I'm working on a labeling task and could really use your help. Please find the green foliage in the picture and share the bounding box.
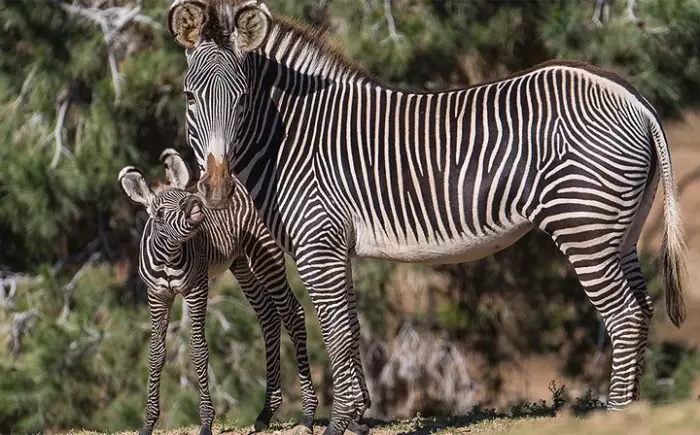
[3,0,700,433]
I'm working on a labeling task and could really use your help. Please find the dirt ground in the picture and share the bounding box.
[60,399,700,435]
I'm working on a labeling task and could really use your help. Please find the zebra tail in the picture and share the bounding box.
[650,119,688,328]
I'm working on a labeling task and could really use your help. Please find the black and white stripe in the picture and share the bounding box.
[119,149,318,435]
[170,2,688,434]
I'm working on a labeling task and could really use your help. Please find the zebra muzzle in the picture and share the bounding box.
[182,195,205,225]
[197,154,234,209]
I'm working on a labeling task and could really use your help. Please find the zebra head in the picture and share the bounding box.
[168,0,272,208]
[118,151,206,245]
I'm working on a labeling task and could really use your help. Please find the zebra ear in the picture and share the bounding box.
[118,166,155,208]
[168,0,208,49]
[160,148,191,190]
[233,2,271,52]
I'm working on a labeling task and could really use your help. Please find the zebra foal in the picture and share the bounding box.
[119,149,318,435]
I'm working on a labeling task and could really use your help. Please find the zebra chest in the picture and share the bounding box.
[143,262,202,296]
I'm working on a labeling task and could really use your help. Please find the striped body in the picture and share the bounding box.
[168,2,687,434]
[121,157,318,435]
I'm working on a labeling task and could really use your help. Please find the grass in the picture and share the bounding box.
[58,399,700,435]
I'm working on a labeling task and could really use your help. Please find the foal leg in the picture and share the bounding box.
[185,284,215,435]
[140,291,174,435]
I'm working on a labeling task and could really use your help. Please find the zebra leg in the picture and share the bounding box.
[345,262,371,435]
[276,292,319,431]
[185,286,214,435]
[232,261,283,431]
[620,248,654,400]
[554,237,648,409]
[244,239,319,431]
[295,241,364,435]
[139,291,175,435]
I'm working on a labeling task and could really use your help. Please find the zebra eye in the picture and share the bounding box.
[155,208,164,220]
[184,91,196,106]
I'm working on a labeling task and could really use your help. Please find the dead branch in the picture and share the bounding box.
[590,0,610,27]
[208,362,238,406]
[52,0,161,105]
[382,0,402,44]
[6,308,42,358]
[590,0,642,27]
[370,323,477,418]
[59,252,102,322]
[13,65,39,111]
[51,98,72,169]
[0,273,42,310]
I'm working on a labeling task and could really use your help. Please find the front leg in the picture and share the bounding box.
[231,261,283,431]
[139,291,174,435]
[243,234,319,431]
[295,240,368,435]
[185,284,214,435]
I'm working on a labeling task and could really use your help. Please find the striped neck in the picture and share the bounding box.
[146,221,188,265]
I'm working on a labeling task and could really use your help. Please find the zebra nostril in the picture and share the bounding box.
[183,195,205,224]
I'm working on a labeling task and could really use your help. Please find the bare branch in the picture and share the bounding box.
[590,0,609,27]
[6,308,42,358]
[13,65,39,111]
[52,0,161,105]
[382,0,403,44]
[0,273,42,310]
[208,362,238,406]
[51,99,72,169]
[59,252,101,322]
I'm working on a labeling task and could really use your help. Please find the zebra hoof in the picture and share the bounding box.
[138,427,153,435]
[302,415,314,430]
[199,425,213,435]
[347,422,370,435]
[254,419,269,432]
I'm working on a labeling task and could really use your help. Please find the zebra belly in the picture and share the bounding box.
[352,221,533,264]
[207,258,234,279]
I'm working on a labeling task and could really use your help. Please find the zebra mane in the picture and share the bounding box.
[262,16,375,82]
[203,0,375,82]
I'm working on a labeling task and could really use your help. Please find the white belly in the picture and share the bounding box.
[208,258,234,279]
[352,219,533,264]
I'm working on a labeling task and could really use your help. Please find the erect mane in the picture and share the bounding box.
[202,0,376,81]
[269,15,374,79]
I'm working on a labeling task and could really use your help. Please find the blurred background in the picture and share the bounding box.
[2,0,700,432]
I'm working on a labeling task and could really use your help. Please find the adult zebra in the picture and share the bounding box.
[167,1,688,433]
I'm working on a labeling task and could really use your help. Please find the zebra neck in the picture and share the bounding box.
[149,231,188,266]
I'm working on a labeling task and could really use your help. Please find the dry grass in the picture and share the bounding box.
[58,400,700,435]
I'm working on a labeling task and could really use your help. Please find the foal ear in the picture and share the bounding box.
[233,1,272,52]
[160,148,191,190]
[168,0,209,49]
[118,166,155,208]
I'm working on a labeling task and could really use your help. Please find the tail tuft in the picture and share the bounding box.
[661,199,688,328]
[652,119,688,328]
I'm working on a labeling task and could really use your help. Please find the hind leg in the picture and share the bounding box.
[620,248,654,400]
[559,242,649,408]
[536,196,650,409]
